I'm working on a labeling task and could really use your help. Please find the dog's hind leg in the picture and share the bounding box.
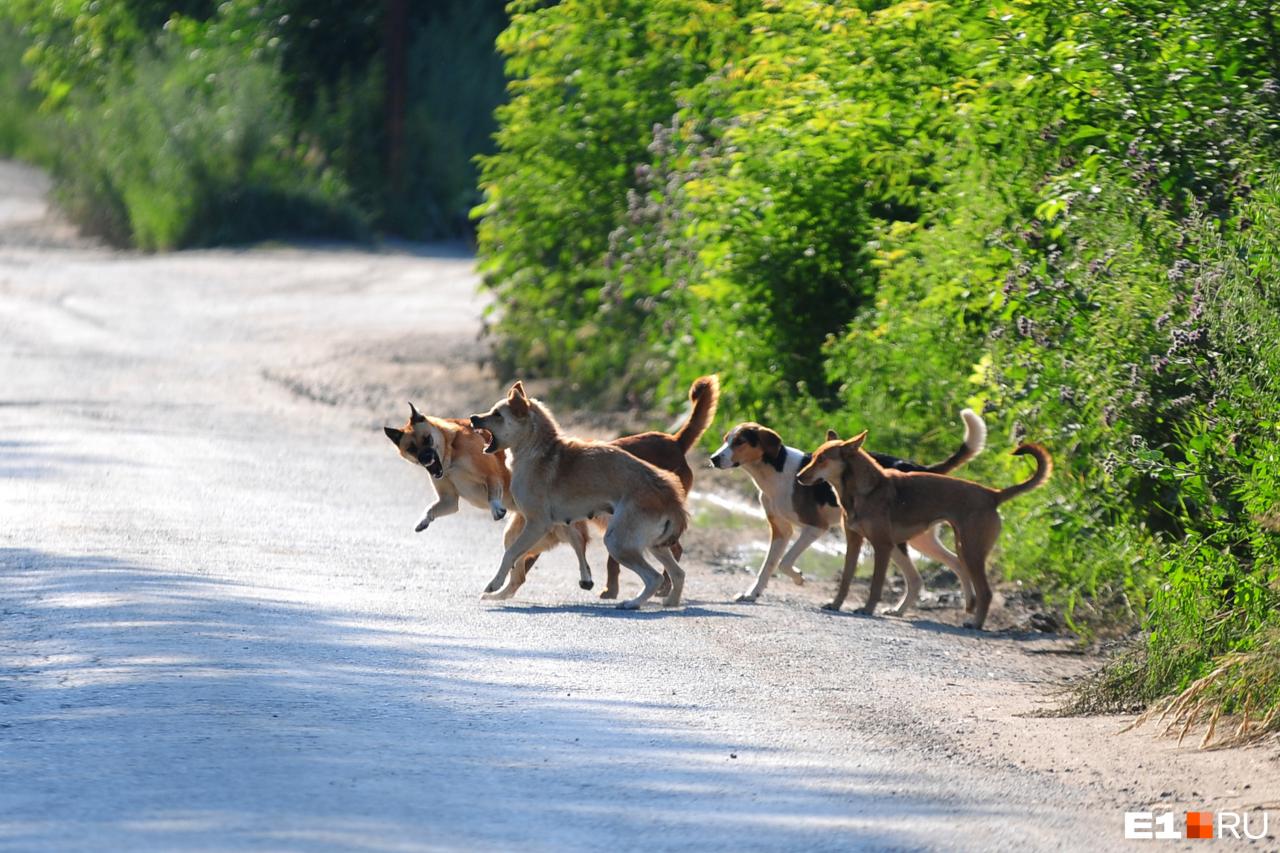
[651,546,686,608]
[823,528,864,611]
[958,517,1000,630]
[604,523,661,610]
[909,524,972,612]
[738,518,794,602]
[884,544,922,616]
[776,525,822,587]
[651,541,681,598]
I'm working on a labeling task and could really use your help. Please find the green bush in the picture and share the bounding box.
[51,38,363,249]
[478,0,1280,724]
[0,23,46,161]
[2,0,508,245]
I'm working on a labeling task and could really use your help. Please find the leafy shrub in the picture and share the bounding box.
[51,37,363,249]
[3,0,508,245]
[478,0,1280,716]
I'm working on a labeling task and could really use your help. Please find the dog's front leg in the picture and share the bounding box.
[566,522,594,591]
[483,517,552,599]
[823,528,864,611]
[857,536,895,615]
[416,484,459,533]
[737,519,793,602]
[485,477,507,521]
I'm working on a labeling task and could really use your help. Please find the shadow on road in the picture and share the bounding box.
[0,547,1020,851]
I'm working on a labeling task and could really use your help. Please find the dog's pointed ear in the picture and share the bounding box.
[844,430,868,453]
[384,426,405,446]
[826,428,839,442]
[507,381,529,417]
[408,402,426,424]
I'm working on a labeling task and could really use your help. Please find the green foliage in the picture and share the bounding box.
[0,22,46,161]
[1,0,507,245]
[479,0,1280,712]
[49,37,362,249]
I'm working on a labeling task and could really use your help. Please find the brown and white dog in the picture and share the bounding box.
[470,382,690,610]
[384,403,595,590]
[796,431,1051,629]
[709,410,986,610]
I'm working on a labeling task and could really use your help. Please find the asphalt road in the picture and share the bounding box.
[1,160,1275,852]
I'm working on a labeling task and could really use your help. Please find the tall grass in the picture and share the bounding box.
[52,39,365,249]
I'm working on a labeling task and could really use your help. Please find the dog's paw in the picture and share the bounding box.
[662,597,682,608]
[579,579,594,591]
[616,600,641,610]
[483,581,500,594]
[820,601,842,612]
[790,572,806,586]
[598,588,618,600]
[489,502,507,521]
[961,618,984,630]
[414,517,431,533]
[735,592,759,603]
[883,607,906,617]
[854,604,876,616]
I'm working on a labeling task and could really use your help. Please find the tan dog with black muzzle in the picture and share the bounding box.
[796,430,1051,630]
[385,403,595,591]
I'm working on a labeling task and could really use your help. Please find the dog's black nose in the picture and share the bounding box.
[469,415,482,429]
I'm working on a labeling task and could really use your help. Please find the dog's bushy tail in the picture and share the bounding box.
[674,375,720,454]
[995,443,1053,505]
[924,408,987,474]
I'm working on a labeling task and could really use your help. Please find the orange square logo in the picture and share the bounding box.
[1186,811,1214,839]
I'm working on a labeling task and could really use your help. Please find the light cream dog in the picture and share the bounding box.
[469,382,689,609]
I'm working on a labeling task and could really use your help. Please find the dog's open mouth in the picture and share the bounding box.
[419,451,444,478]
[483,434,500,454]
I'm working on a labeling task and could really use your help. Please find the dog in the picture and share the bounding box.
[384,403,595,590]
[484,374,718,600]
[709,410,986,609]
[796,430,1051,629]
[470,382,689,609]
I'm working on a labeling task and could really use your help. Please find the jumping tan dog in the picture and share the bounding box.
[385,403,595,590]
[796,431,1051,629]
[709,410,986,609]
[470,382,689,609]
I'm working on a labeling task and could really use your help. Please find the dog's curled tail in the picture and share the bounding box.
[995,443,1053,505]
[924,408,987,474]
[674,375,721,454]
